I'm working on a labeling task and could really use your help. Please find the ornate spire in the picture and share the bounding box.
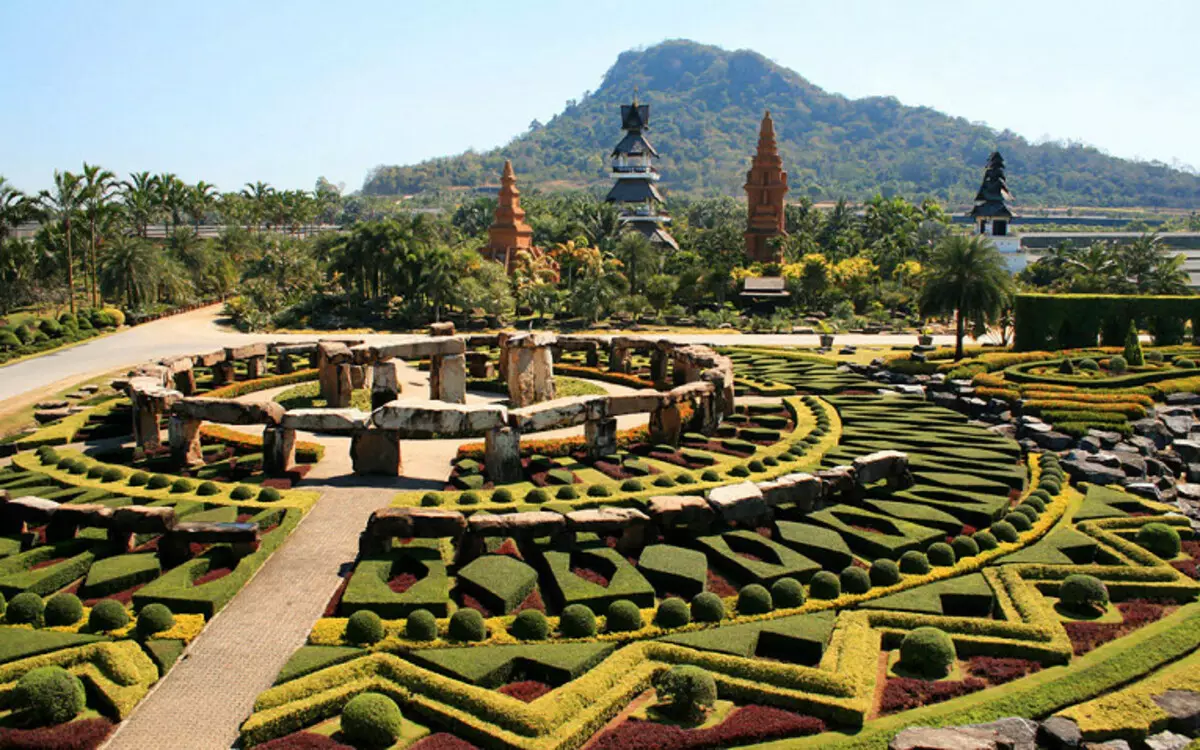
[485,159,534,272]
[744,110,789,265]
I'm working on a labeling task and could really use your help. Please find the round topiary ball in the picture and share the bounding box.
[899,626,957,679]
[840,566,871,595]
[448,609,486,641]
[1059,574,1109,614]
[586,484,612,497]
[258,487,281,502]
[420,492,443,507]
[86,465,105,479]
[771,577,806,608]
[690,592,726,623]
[654,597,691,628]
[992,521,1020,543]
[88,599,130,632]
[346,610,385,645]
[748,459,766,473]
[560,603,597,637]
[511,609,550,640]
[1079,358,1099,371]
[973,530,999,550]
[620,479,644,492]
[1137,522,1182,560]
[1004,512,1033,532]
[951,535,980,560]
[458,491,481,505]
[655,665,717,724]
[230,485,254,500]
[146,474,171,490]
[737,584,773,614]
[14,666,86,726]
[870,559,901,587]
[341,692,404,748]
[136,603,175,637]
[1109,355,1128,374]
[128,471,149,487]
[556,485,580,499]
[405,609,438,641]
[700,469,721,482]
[196,481,220,496]
[525,488,550,504]
[491,488,514,503]
[43,593,83,627]
[1014,504,1040,522]
[899,550,931,575]
[1023,495,1047,512]
[170,478,194,493]
[927,542,956,567]
[606,600,644,632]
[809,571,841,600]
[1177,358,1197,369]
[7,592,44,625]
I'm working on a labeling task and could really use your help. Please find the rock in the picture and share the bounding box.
[1176,482,1200,502]
[1131,435,1162,456]
[852,450,911,488]
[504,335,556,407]
[565,507,649,533]
[1114,452,1147,478]
[757,472,823,509]
[508,396,607,433]
[1062,457,1127,486]
[930,392,959,410]
[1090,452,1122,469]
[988,424,1017,440]
[608,392,668,416]
[1146,457,1169,477]
[1038,716,1082,749]
[706,482,768,523]
[1153,689,1200,735]
[1078,436,1101,453]
[282,408,370,433]
[894,384,927,397]
[647,495,714,531]
[1084,742,1130,750]
[35,400,69,410]
[34,407,72,424]
[1174,439,1200,464]
[889,726,998,750]
[429,321,455,336]
[111,505,177,534]
[1032,430,1074,451]
[350,428,402,475]
[1088,429,1123,448]
[963,718,1038,750]
[225,343,267,360]
[174,397,285,426]
[1125,482,1164,501]
[468,511,565,536]
[365,507,467,541]
[1143,731,1190,750]
[372,401,506,437]
[1163,415,1194,440]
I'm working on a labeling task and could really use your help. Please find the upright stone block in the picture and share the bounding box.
[168,416,204,466]
[212,361,235,386]
[263,426,296,475]
[649,402,683,447]
[585,417,618,459]
[350,429,402,476]
[372,360,403,409]
[436,353,467,404]
[585,348,600,368]
[609,345,630,374]
[132,399,164,455]
[484,426,522,484]
[172,368,196,396]
[505,339,556,407]
[275,353,295,375]
[247,355,267,379]
[650,349,670,388]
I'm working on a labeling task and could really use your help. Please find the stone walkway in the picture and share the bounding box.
[101,485,392,750]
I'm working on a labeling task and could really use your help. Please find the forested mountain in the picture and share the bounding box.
[363,40,1200,208]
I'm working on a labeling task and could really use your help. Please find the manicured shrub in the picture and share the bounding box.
[196,481,220,496]
[737,584,773,614]
[86,465,105,479]
[1057,358,1075,375]
[1146,350,1165,363]
[88,599,129,632]
[973,530,999,550]
[14,666,86,726]
[840,566,871,594]
[341,692,403,748]
[1014,504,1040,522]
[1137,522,1182,559]
[927,543,956,567]
[137,603,175,637]
[951,535,980,560]
[1004,512,1033,532]
[44,593,83,627]
[345,610,384,645]
[1123,320,1144,367]
[762,456,779,467]
[1109,354,1128,374]
[728,464,750,478]
[1078,358,1099,371]
[458,491,481,505]
[258,487,282,502]
[556,485,580,499]
[700,470,720,482]
[490,488,514,503]
[809,571,841,600]
[1176,358,1197,369]
[230,485,254,500]
[170,478,194,493]
[655,665,717,724]
[1039,477,1062,494]
[654,597,691,628]
[102,467,125,483]
[511,609,550,640]
[690,592,725,623]
[899,550,931,575]
[448,609,486,641]
[67,460,88,475]
[146,474,171,490]
[675,473,696,484]
[606,600,644,632]
[748,459,766,473]
[525,488,550,504]
[586,484,611,497]
[560,604,597,637]
[420,492,443,507]
[899,627,956,679]
[128,471,150,486]
[771,577,806,608]
[870,559,901,587]
[405,609,438,641]
[1023,495,1047,512]
[7,592,44,625]
[1060,574,1109,614]
[991,521,1019,543]
[620,479,644,492]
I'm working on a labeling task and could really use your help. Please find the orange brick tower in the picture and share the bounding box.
[484,159,535,272]
[743,110,789,264]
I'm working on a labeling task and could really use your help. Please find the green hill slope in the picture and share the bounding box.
[363,39,1200,208]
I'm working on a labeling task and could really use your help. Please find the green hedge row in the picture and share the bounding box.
[1014,294,1200,352]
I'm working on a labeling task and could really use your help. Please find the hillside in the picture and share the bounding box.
[363,40,1200,208]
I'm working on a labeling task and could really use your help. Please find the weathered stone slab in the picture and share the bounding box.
[468,511,565,536]
[282,408,370,432]
[608,392,667,416]
[505,338,556,407]
[435,353,467,404]
[159,356,194,374]
[317,341,352,364]
[372,337,466,360]
[350,429,401,475]
[508,396,606,433]
[853,450,910,487]
[174,397,285,426]
[366,507,467,540]
[429,321,455,336]
[889,726,999,750]
[167,521,259,544]
[111,505,177,534]
[1,495,60,523]
[372,401,506,436]
[816,466,857,497]
[263,425,296,475]
[706,481,768,523]
[372,360,403,409]
[757,472,823,509]
[565,507,649,532]
[273,343,318,356]
[225,343,267,360]
[193,350,226,367]
[485,426,522,484]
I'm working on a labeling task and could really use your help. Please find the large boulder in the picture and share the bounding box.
[174,397,285,426]
[467,511,565,537]
[706,482,768,523]
[756,472,823,509]
[852,450,910,488]
[508,396,607,433]
[1062,457,1127,486]
[365,507,467,540]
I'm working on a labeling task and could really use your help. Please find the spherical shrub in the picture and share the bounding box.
[1059,574,1109,614]
[128,471,149,486]
[170,478,194,493]
[560,604,597,637]
[840,566,871,594]
[1137,522,1182,560]
[1109,355,1128,374]
[14,666,86,726]
[1038,478,1062,495]
[748,459,766,473]
[137,603,175,637]
[991,521,1019,543]
[102,467,124,483]
[606,600,644,632]
[88,599,129,632]
[346,610,385,645]
[404,609,438,641]
[728,464,750,478]
[1176,358,1197,369]
[762,456,779,467]
[556,485,580,499]
[951,535,979,560]
[7,592,44,625]
[195,481,220,496]
[690,592,725,623]
[1004,512,1033,532]
[1146,350,1165,363]
[771,578,806,608]
[973,530,999,550]
[655,665,717,724]
[67,461,88,475]
[675,473,696,484]
[654,597,691,628]
[1078,358,1099,371]
[56,456,75,470]
[86,465,105,479]
[146,474,171,490]
[511,609,550,640]
[809,571,842,600]
[448,608,486,641]
[1014,504,1040,522]
[927,543,956,567]
[458,491,481,505]
[341,692,403,748]
[230,485,254,500]
[700,469,720,482]
[44,593,83,627]
[258,487,281,502]
[620,479,644,492]
[1057,358,1075,375]
[899,626,957,679]
[1023,494,1047,512]
[870,559,901,587]
[737,583,774,614]
[525,488,550,504]
[899,550,931,575]
[586,484,611,497]
[489,488,513,504]
[420,492,443,507]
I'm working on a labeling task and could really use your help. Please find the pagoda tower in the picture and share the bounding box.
[970,151,1014,237]
[604,95,678,249]
[744,110,790,264]
[483,160,535,273]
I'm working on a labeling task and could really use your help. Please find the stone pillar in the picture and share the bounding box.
[330,364,353,409]
[429,355,443,401]
[168,416,204,465]
[673,355,689,386]
[275,353,295,375]
[484,426,522,484]
[585,347,600,368]
[650,349,670,389]
[585,417,618,460]
[372,360,402,409]
[497,332,511,382]
[350,364,371,391]
[351,429,402,475]
[649,402,683,447]
[436,353,467,404]
[132,397,164,455]
[172,368,196,396]
[247,355,267,379]
[212,361,235,386]
[263,426,296,475]
[609,345,630,374]
[506,340,556,407]
[318,342,352,404]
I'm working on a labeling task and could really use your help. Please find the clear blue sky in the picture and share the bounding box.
[2,0,1197,195]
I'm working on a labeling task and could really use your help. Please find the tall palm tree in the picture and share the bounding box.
[81,163,117,307]
[100,234,159,308]
[242,181,273,232]
[187,181,218,233]
[122,172,159,238]
[0,176,33,242]
[919,234,1014,360]
[157,173,187,238]
[38,170,85,314]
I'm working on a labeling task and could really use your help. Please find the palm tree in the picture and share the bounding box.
[242,181,273,232]
[187,181,218,233]
[157,173,187,238]
[81,163,117,306]
[100,234,159,308]
[38,170,85,314]
[122,172,160,238]
[919,234,1014,360]
[0,176,33,242]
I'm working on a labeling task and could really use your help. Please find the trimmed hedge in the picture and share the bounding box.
[1014,294,1200,351]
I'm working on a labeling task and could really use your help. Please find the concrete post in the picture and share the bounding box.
[484,426,523,484]
[330,364,353,408]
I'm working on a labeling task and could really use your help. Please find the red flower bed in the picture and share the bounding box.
[513,587,546,614]
[388,572,419,594]
[255,732,353,749]
[965,656,1042,685]
[498,680,553,702]
[705,569,737,598]
[589,705,824,750]
[192,566,234,586]
[323,575,351,616]
[0,718,114,750]
[879,677,986,714]
[571,565,611,587]
[1172,541,1200,579]
[494,539,523,560]
[409,733,481,750]
[1064,599,1166,656]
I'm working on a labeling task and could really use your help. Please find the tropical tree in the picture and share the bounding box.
[99,234,159,308]
[157,173,188,238]
[38,170,85,313]
[187,181,218,232]
[122,172,160,238]
[81,163,117,306]
[0,176,33,242]
[919,234,1015,360]
[242,181,274,232]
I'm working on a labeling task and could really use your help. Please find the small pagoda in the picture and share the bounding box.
[482,160,535,273]
[744,110,790,265]
[605,94,678,249]
[970,151,1014,237]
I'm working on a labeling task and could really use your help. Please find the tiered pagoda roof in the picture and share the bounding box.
[970,151,1014,219]
[744,110,790,265]
[604,95,678,250]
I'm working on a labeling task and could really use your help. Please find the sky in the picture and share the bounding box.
[2,0,1198,195]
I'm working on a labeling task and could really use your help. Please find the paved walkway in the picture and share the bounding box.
[101,485,392,750]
